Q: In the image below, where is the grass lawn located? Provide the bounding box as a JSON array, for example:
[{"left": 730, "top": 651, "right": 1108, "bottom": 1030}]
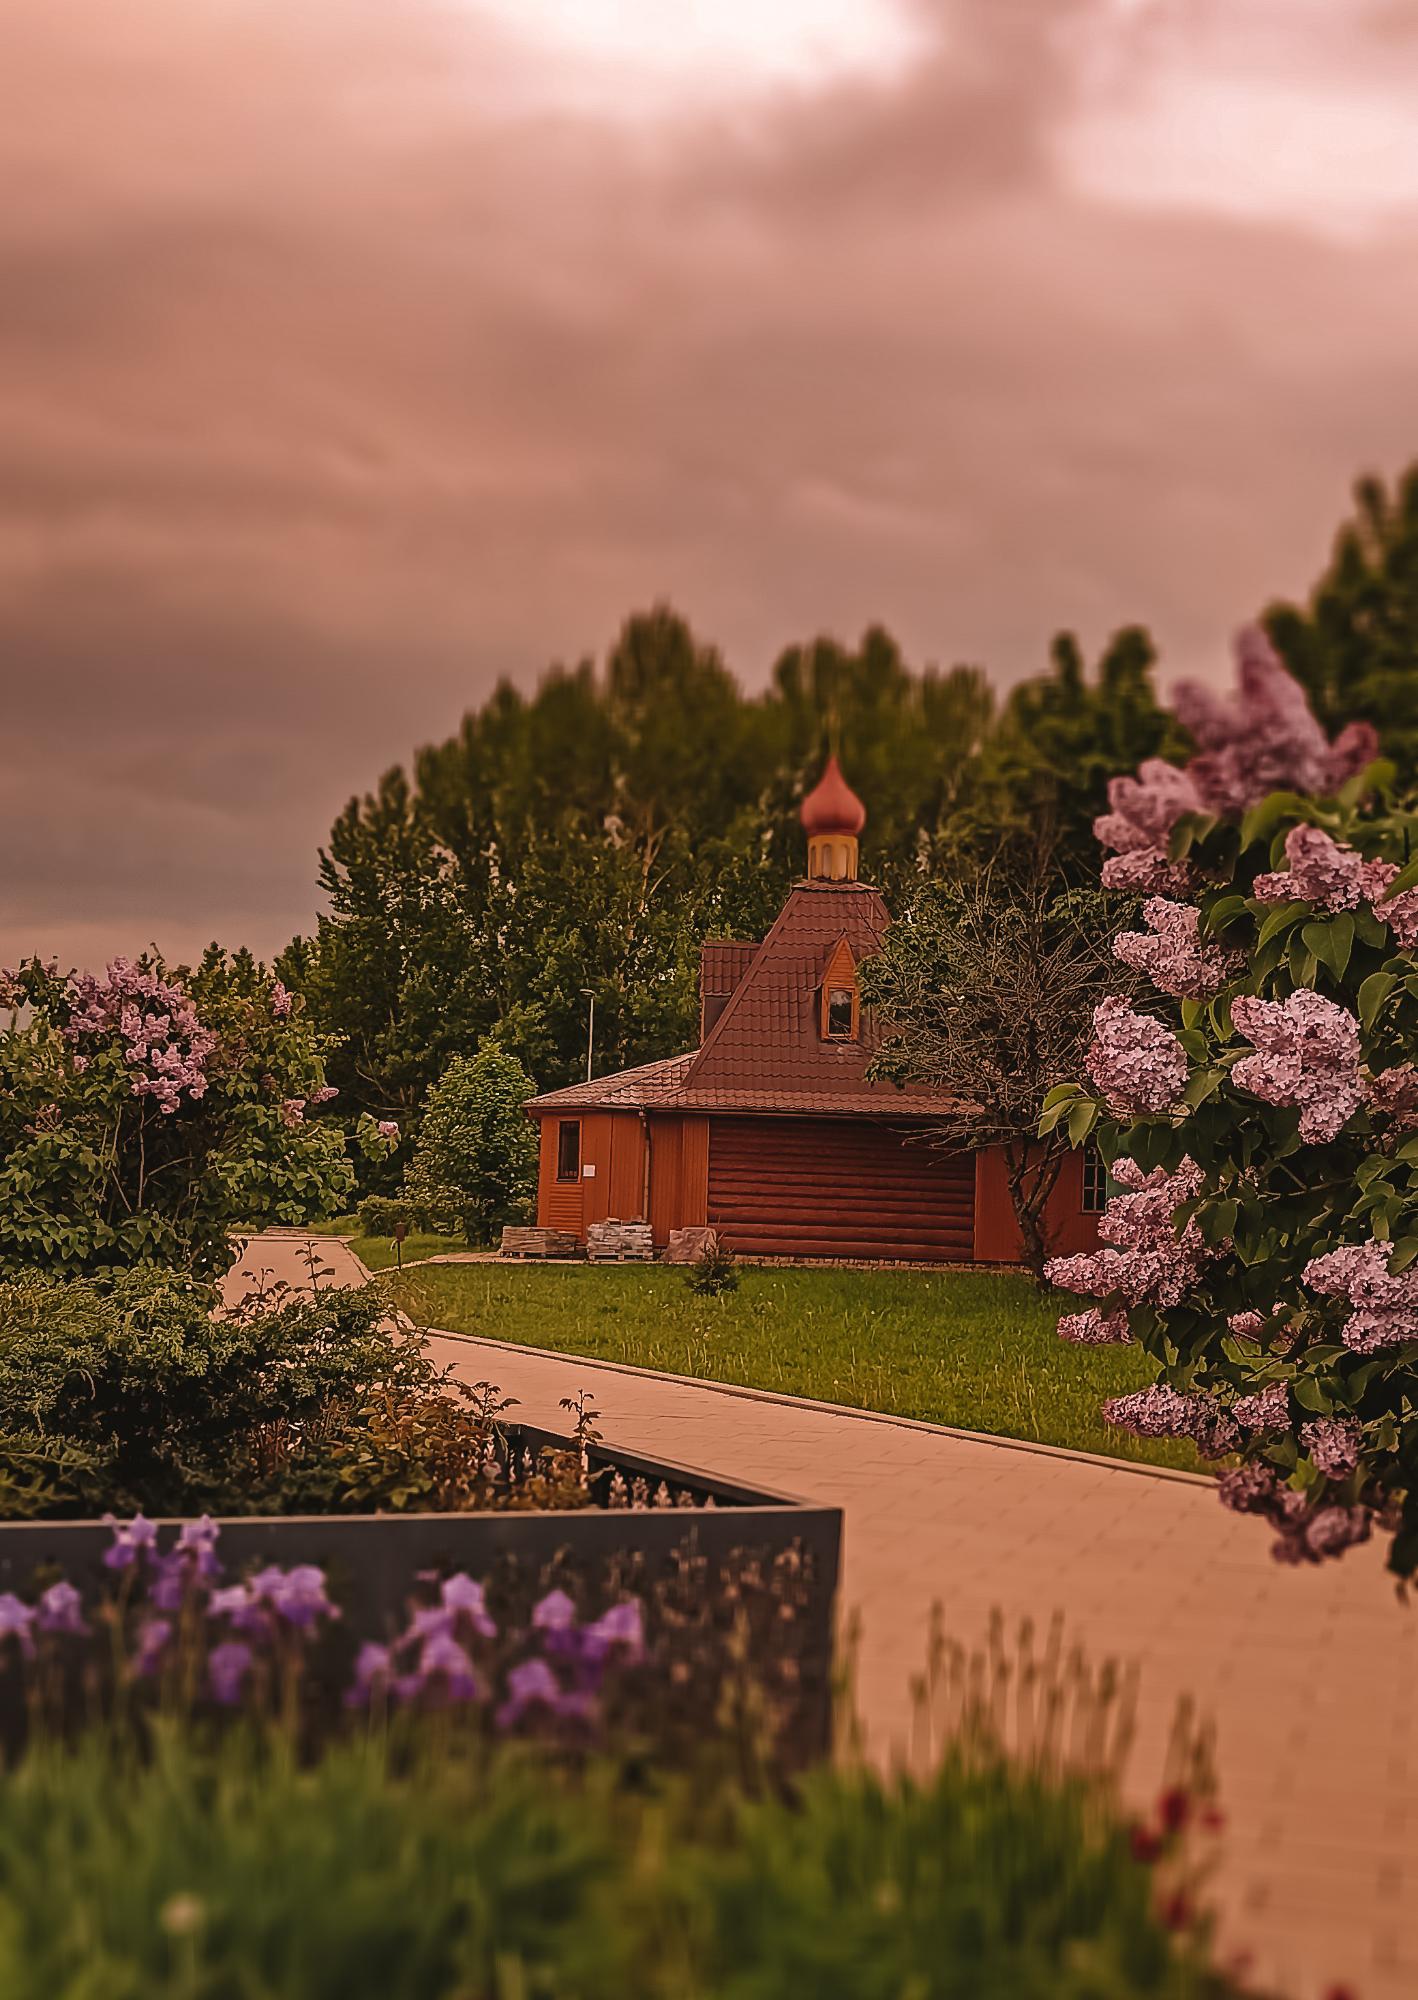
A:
[
  {"left": 351, "top": 1231, "right": 467, "bottom": 1272},
  {"left": 390, "top": 1263, "right": 1200, "bottom": 1474}
]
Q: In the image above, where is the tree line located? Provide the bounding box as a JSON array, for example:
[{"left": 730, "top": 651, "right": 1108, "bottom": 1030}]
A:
[{"left": 278, "top": 465, "right": 1418, "bottom": 1145}]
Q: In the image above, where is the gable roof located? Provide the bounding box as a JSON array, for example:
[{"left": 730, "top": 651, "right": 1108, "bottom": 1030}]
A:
[{"left": 526, "top": 1053, "right": 696, "bottom": 1115}]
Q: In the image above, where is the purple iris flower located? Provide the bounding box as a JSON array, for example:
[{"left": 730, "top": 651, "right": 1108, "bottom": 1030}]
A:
[
  {"left": 130, "top": 1617, "right": 172, "bottom": 1678},
  {"left": 495, "top": 1657, "right": 594, "bottom": 1731},
  {"left": 0, "top": 1593, "right": 36, "bottom": 1659},
  {"left": 345, "top": 1640, "right": 393, "bottom": 1707},
  {"left": 102, "top": 1514, "right": 158, "bottom": 1572},
  {"left": 441, "top": 1573, "right": 496, "bottom": 1639},
  {"left": 254, "top": 1564, "right": 338, "bottom": 1630},
  {"left": 413, "top": 1631, "right": 482, "bottom": 1704},
  {"left": 531, "top": 1589, "right": 577, "bottom": 1636},
  {"left": 208, "top": 1640, "right": 254, "bottom": 1706},
  {"left": 175, "top": 1517, "right": 222, "bottom": 1581},
  {"left": 35, "top": 1581, "right": 87, "bottom": 1637},
  {"left": 207, "top": 1584, "right": 269, "bottom": 1636},
  {"left": 583, "top": 1599, "right": 645, "bottom": 1667}
]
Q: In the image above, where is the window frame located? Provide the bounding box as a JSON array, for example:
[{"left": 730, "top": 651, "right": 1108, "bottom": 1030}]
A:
[
  {"left": 555, "top": 1119, "right": 581, "bottom": 1183},
  {"left": 1081, "top": 1145, "right": 1108, "bottom": 1214},
  {"left": 823, "top": 983, "right": 857, "bottom": 1041}
]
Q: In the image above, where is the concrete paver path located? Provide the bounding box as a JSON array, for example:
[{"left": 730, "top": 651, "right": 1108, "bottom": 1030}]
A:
[{"left": 228, "top": 1236, "right": 1418, "bottom": 2000}]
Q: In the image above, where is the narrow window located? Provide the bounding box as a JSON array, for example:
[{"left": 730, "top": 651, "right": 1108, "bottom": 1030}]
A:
[
  {"left": 826, "top": 986, "right": 855, "bottom": 1039},
  {"left": 556, "top": 1120, "right": 581, "bottom": 1181},
  {"left": 1081, "top": 1146, "right": 1108, "bottom": 1214}
]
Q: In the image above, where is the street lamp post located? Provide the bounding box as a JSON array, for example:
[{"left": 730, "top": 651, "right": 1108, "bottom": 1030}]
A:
[{"left": 580, "top": 987, "right": 595, "bottom": 1082}]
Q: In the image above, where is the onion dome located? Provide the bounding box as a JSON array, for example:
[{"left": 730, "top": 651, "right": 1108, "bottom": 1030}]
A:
[{"left": 800, "top": 755, "right": 865, "bottom": 880}]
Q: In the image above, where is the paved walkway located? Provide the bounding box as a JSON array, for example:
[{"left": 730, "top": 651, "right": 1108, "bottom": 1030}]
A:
[{"left": 227, "top": 1236, "right": 1418, "bottom": 2000}]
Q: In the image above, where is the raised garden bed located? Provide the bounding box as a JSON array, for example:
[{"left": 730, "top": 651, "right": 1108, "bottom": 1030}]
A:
[{"left": 0, "top": 1425, "right": 842, "bottom": 1756}]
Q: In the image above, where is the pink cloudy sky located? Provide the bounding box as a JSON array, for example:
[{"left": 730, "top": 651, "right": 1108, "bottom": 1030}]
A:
[{"left": 5, "top": 0, "right": 1418, "bottom": 968}]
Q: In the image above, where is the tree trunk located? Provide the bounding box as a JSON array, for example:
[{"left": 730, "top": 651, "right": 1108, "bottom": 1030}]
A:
[{"left": 1004, "top": 1141, "right": 1065, "bottom": 1286}]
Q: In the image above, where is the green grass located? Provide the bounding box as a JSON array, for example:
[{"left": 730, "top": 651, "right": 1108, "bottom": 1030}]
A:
[
  {"left": 390, "top": 1263, "right": 1200, "bottom": 1474},
  {"left": 351, "top": 1231, "right": 468, "bottom": 1272}
]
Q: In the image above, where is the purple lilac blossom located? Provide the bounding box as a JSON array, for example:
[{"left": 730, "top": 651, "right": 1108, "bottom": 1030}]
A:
[
  {"left": 1217, "top": 1463, "right": 1280, "bottom": 1514},
  {"left": 1229, "top": 990, "right": 1362, "bottom": 1144},
  {"left": 208, "top": 1640, "right": 255, "bottom": 1706},
  {"left": 36, "top": 1580, "right": 87, "bottom": 1637},
  {"left": 377, "top": 1120, "right": 399, "bottom": 1141},
  {"left": 1303, "top": 1241, "right": 1418, "bottom": 1352},
  {"left": 270, "top": 981, "right": 293, "bottom": 1020},
  {"left": 312, "top": 1084, "right": 339, "bottom": 1104},
  {"left": 1046, "top": 1157, "right": 1209, "bottom": 1312},
  {"left": 1252, "top": 824, "right": 1397, "bottom": 912},
  {"left": 1302, "top": 1506, "right": 1371, "bottom": 1560},
  {"left": 1301, "top": 1416, "right": 1362, "bottom": 1477},
  {"left": 280, "top": 1099, "right": 306, "bottom": 1127},
  {"left": 1227, "top": 1311, "right": 1267, "bottom": 1338},
  {"left": 1100, "top": 1384, "right": 1240, "bottom": 1460},
  {"left": 1233, "top": 1384, "right": 1289, "bottom": 1433},
  {"left": 1363, "top": 1064, "right": 1418, "bottom": 1128},
  {"left": 1375, "top": 880, "right": 1418, "bottom": 947},
  {"left": 1084, "top": 996, "right": 1189, "bottom": 1118},
  {"left": 1057, "top": 1307, "right": 1133, "bottom": 1345},
  {"left": 1112, "top": 899, "right": 1240, "bottom": 1000},
  {"left": 64, "top": 960, "right": 216, "bottom": 1114}
]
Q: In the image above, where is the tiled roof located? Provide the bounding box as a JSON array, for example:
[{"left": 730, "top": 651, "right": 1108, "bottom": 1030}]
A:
[
  {"left": 526, "top": 881, "right": 960, "bottom": 1122},
  {"left": 699, "top": 939, "right": 759, "bottom": 998},
  {"left": 525, "top": 1053, "right": 696, "bottom": 1114}
]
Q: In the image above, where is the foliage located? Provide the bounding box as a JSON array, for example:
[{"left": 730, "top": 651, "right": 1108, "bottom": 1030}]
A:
[
  {"left": 864, "top": 842, "right": 1131, "bottom": 1278},
  {"left": 0, "top": 1268, "right": 595, "bottom": 1519},
  {"left": 0, "top": 950, "right": 393, "bottom": 1278},
  {"left": 1042, "top": 627, "right": 1418, "bottom": 1575},
  {"left": 394, "top": 1263, "right": 1198, "bottom": 1471},
  {"left": 402, "top": 1043, "right": 539, "bottom": 1243},
  {"left": 281, "top": 608, "right": 1174, "bottom": 1123},
  {"left": 357, "top": 1194, "right": 414, "bottom": 1236},
  {"left": 0, "top": 1698, "right": 1244, "bottom": 2000},
  {"left": 1267, "top": 463, "right": 1418, "bottom": 785},
  {"left": 682, "top": 1237, "right": 741, "bottom": 1297}
]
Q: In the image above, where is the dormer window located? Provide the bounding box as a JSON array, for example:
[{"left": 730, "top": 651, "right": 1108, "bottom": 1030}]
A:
[{"left": 825, "top": 985, "right": 856, "bottom": 1039}]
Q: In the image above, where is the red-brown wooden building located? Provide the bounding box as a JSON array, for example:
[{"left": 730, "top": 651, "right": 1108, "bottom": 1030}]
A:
[{"left": 526, "top": 758, "right": 1102, "bottom": 1266}]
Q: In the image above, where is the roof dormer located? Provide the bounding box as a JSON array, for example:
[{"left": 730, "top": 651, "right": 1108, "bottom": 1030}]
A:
[{"left": 820, "top": 934, "right": 859, "bottom": 1041}]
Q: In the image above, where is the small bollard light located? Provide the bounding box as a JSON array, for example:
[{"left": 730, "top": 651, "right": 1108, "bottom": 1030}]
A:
[{"left": 394, "top": 1219, "right": 407, "bottom": 1271}]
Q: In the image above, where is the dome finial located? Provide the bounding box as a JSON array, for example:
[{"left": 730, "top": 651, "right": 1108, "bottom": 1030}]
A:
[{"left": 800, "top": 754, "right": 865, "bottom": 881}]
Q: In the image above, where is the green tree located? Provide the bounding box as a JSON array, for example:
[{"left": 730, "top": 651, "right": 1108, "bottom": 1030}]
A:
[
  {"left": 403, "top": 1043, "right": 539, "bottom": 1244},
  {"left": 1266, "top": 465, "right": 1418, "bottom": 783},
  {"left": 0, "top": 951, "right": 391, "bottom": 1278}
]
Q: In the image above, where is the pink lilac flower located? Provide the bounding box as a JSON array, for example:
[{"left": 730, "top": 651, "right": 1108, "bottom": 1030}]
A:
[
  {"left": 1057, "top": 1307, "right": 1133, "bottom": 1345},
  {"left": 1301, "top": 1416, "right": 1362, "bottom": 1477},
  {"left": 1375, "top": 879, "right": 1418, "bottom": 947},
  {"left": 1227, "top": 1311, "right": 1266, "bottom": 1338},
  {"left": 0, "top": 1594, "right": 36, "bottom": 1659},
  {"left": 130, "top": 1617, "right": 172, "bottom": 1678},
  {"left": 280, "top": 1099, "right": 306, "bottom": 1127},
  {"left": 1364, "top": 1064, "right": 1418, "bottom": 1128},
  {"left": 64, "top": 959, "right": 216, "bottom": 1115},
  {"left": 1252, "top": 824, "right": 1397, "bottom": 912},
  {"left": 377, "top": 1120, "right": 399, "bottom": 1141},
  {"left": 1233, "top": 1384, "right": 1289, "bottom": 1433},
  {"left": 1302, "top": 1506, "right": 1371, "bottom": 1561},
  {"left": 1101, "top": 1383, "right": 1240, "bottom": 1459},
  {"left": 103, "top": 1513, "right": 158, "bottom": 1572},
  {"left": 208, "top": 1640, "right": 255, "bottom": 1706},
  {"left": 1094, "top": 760, "right": 1203, "bottom": 891},
  {"left": 1047, "top": 1157, "right": 1210, "bottom": 1311},
  {"left": 312, "top": 1084, "right": 339, "bottom": 1104},
  {"left": 36, "top": 1580, "right": 87, "bottom": 1637},
  {"left": 1230, "top": 990, "right": 1362, "bottom": 1143},
  {"left": 1172, "top": 627, "right": 1378, "bottom": 817},
  {"left": 270, "top": 981, "right": 293, "bottom": 1020},
  {"left": 1113, "top": 899, "right": 1241, "bottom": 1000},
  {"left": 1217, "top": 1462, "right": 1280, "bottom": 1514},
  {"left": 1303, "top": 1240, "right": 1418, "bottom": 1352},
  {"left": 1085, "top": 996, "right": 1189, "bottom": 1118}
]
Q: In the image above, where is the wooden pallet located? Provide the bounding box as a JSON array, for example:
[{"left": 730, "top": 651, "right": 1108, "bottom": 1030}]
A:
[{"left": 500, "top": 1226, "right": 580, "bottom": 1260}]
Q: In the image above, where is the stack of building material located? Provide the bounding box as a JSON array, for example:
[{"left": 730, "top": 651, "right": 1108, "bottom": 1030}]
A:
[
  {"left": 663, "top": 1226, "right": 719, "bottom": 1265},
  {"left": 586, "top": 1218, "right": 655, "bottom": 1263},
  {"left": 500, "top": 1226, "right": 580, "bottom": 1259}
]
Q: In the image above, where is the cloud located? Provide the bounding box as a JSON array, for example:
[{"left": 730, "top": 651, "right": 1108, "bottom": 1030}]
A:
[{"left": 3, "top": 0, "right": 1418, "bottom": 966}]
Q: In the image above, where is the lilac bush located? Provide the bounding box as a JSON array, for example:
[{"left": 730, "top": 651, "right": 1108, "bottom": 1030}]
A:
[
  {"left": 1043, "top": 627, "right": 1418, "bottom": 1575},
  {"left": 0, "top": 950, "right": 399, "bottom": 1275}
]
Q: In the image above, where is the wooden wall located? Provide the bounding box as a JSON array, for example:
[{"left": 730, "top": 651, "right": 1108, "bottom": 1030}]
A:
[
  {"left": 706, "top": 1116, "right": 974, "bottom": 1262},
  {"left": 535, "top": 1111, "right": 647, "bottom": 1238},
  {"left": 971, "top": 1146, "right": 1101, "bottom": 1264}
]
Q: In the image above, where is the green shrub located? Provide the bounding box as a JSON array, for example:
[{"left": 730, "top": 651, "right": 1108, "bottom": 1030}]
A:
[
  {"left": 0, "top": 953, "right": 398, "bottom": 1277},
  {"left": 357, "top": 1195, "right": 415, "bottom": 1237},
  {"left": 683, "top": 1238, "right": 741, "bottom": 1297},
  {"left": 403, "top": 1044, "right": 538, "bottom": 1244},
  {"left": 0, "top": 1728, "right": 1243, "bottom": 2000}
]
